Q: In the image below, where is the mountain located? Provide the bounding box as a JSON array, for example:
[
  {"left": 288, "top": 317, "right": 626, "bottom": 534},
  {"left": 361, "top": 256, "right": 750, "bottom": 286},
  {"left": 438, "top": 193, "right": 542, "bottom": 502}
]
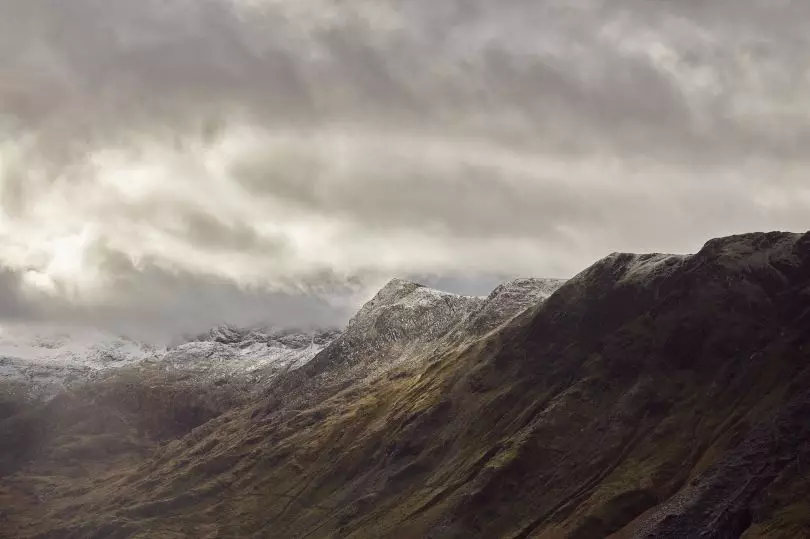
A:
[
  {"left": 163, "top": 325, "right": 341, "bottom": 382},
  {"left": 0, "top": 323, "right": 341, "bottom": 399},
  {"left": 268, "top": 277, "right": 565, "bottom": 411},
  {"left": 2, "top": 232, "right": 810, "bottom": 538},
  {"left": 0, "top": 323, "right": 158, "bottom": 398}
]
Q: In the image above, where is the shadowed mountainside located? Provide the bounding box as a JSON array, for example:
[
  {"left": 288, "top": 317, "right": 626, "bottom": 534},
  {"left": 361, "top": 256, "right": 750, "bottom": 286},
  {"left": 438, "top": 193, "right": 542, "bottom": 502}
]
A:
[{"left": 1, "top": 232, "right": 810, "bottom": 538}]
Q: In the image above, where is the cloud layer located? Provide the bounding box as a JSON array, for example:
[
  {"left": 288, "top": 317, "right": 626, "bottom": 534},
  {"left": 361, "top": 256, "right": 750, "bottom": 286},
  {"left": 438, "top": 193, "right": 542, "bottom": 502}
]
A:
[{"left": 1, "top": 0, "right": 809, "bottom": 337}]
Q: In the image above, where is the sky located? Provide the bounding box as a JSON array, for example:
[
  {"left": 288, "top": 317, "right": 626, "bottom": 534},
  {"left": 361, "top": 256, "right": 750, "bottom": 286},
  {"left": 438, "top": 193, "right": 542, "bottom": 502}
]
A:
[{"left": 1, "top": 0, "right": 809, "bottom": 339}]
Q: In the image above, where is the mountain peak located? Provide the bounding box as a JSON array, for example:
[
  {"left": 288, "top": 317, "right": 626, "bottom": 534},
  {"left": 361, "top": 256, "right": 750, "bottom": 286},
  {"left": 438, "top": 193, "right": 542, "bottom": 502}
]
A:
[
  {"left": 695, "top": 231, "right": 808, "bottom": 271},
  {"left": 347, "top": 279, "right": 460, "bottom": 329},
  {"left": 380, "top": 277, "right": 425, "bottom": 291}
]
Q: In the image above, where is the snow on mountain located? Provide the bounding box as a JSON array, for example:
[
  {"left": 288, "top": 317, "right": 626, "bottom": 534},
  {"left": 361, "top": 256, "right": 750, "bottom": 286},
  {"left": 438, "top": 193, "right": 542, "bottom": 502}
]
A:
[
  {"left": 0, "top": 278, "right": 565, "bottom": 400},
  {"left": 0, "top": 322, "right": 341, "bottom": 398},
  {"left": 163, "top": 326, "right": 341, "bottom": 378},
  {"left": 302, "top": 279, "right": 487, "bottom": 379},
  {"left": 464, "top": 277, "right": 567, "bottom": 334},
  {"left": 0, "top": 322, "right": 158, "bottom": 397},
  {"left": 282, "top": 277, "right": 568, "bottom": 410}
]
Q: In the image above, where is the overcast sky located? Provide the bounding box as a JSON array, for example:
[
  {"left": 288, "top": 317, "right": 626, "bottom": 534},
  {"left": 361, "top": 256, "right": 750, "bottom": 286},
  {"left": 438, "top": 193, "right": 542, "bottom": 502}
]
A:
[{"left": 1, "top": 0, "right": 809, "bottom": 339}]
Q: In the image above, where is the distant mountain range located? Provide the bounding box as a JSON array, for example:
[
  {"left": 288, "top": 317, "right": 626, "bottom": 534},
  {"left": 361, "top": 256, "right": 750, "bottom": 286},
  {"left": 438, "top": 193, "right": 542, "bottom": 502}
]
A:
[
  {"left": 0, "top": 322, "right": 342, "bottom": 397},
  {"left": 2, "top": 232, "right": 809, "bottom": 538}
]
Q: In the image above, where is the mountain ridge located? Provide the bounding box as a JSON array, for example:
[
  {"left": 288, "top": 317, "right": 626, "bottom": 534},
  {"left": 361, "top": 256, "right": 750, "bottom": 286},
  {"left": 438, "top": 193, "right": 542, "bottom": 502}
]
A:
[{"left": 1, "top": 231, "right": 809, "bottom": 538}]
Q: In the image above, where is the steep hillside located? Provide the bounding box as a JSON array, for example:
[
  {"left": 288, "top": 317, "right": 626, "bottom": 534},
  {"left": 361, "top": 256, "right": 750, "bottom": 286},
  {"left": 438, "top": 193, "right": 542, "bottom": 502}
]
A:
[
  {"left": 271, "top": 278, "right": 564, "bottom": 409},
  {"left": 2, "top": 233, "right": 810, "bottom": 538},
  {"left": 0, "top": 325, "right": 342, "bottom": 536}
]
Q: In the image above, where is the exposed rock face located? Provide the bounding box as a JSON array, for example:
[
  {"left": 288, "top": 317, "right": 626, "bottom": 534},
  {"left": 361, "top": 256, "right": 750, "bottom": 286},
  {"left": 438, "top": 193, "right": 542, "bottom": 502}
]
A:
[
  {"left": 300, "top": 279, "right": 486, "bottom": 377},
  {"left": 310, "top": 276, "right": 566, "bottom": 374},
  {"left": 164, "top": 325, "right": 341, "bottom": 380},
  {"left": 463, "top": 277, "right": 566, "bottom": 335},
  {"left": 182, "top": 325, "right": 340, "bottom": 349},
  {"left": 273, "top": 277, "right": 565, "bottom": 409},
  {"left": 3, "top": 231, "right": 810, "bottom": 539}
]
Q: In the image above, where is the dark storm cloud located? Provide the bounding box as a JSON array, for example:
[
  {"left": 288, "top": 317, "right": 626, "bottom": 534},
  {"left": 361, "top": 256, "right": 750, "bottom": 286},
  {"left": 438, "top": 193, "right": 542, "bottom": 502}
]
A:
[{"left": 1, "top": 0, "right": 809, "bottom": 336}]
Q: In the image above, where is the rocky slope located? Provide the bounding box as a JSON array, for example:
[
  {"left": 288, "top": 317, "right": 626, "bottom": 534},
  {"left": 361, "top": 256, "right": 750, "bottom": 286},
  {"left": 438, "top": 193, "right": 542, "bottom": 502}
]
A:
[
  {"left": 0, "top": 323, "right": 341, "bottom": 400},
  {"left": 163, "top": 326, "right": 341, "bottom": 382},
  {"left": 268, "top": 277, "right": 565, "bottom": 411},
  {"left": 2, "top": 232, "right": 810, "bottom": 538}
]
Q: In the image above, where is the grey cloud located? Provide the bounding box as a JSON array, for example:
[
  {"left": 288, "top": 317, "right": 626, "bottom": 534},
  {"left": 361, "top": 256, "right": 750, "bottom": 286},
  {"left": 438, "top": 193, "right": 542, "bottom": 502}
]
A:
[
  {"left": 3, "top": 0, "right": 810, "bottom": 160},
  {"left": 0, "top": 267, "right": 30, "bottom": 320},
  {"left": 1, "top": 0, "right": 810, "bottom": 336},
  {"left": 230, "top": 134, "right": 808, "bottom": 252},
  {"left": 21, "top": 248, "right": 356, "bottom": 342},
  {"left": 175, "top": 210, "right": 290, "bottom": 255}
]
